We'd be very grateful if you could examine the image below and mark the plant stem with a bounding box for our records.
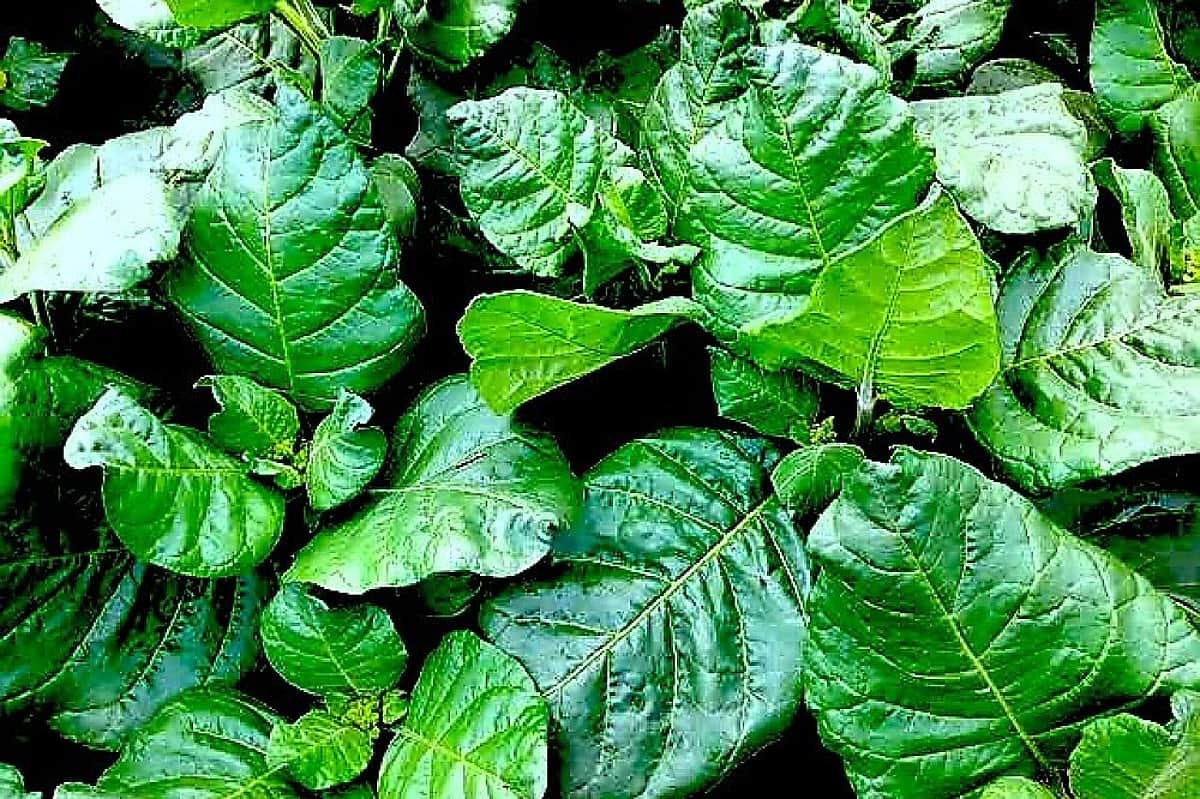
[852,377,875,440]
[273,0,329,56]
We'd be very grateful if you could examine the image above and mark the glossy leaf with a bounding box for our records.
[168,84,425,411]
[708,347,818,442]
[0,764,37,799]
[409,0,522,72]
[804,448,1200,799]
[64,389,285,578]
[968,244,1200,490]
[320,36,380,134]
[910,0,1012,87]
[268,710,375,791]
[483,429,809,799]
[260,584,407,697]
[306,391,387,512]
[979,777,1057,799]
[377,630,548,799]
[0,38,70,112]
[1151,88,1200,220]
[771,443,865,515]
[912,83,1096,234]
[97,0,201,50]
[198,375,299,460]
[286,375,578,594]
[163,0,275,30]
[458,291,702,414]
[746,192,1000,410]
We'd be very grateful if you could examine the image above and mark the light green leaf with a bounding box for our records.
[979,777,1057,799]
[97,0,201,50]
[1091,0,1194,137]
[771,442,865,515]
[168,84,424,411]
[378,631,547,799]
[687,42,933,337]
[1151,87,1200,220]
[912,83,1096,233]
[0,121,46,237]
[483,429,809,799]
[268,710,375,791]
[968,244,1200,490]
[64,389,285,578]
[260,584,407,697]
[408,0,522,72]
[1069,690,1200,799]
[306,390,386,512]
[458,291,701,414]
[1174,212,1200,282]
[910,0,1012,87]
[370,154,420,240]
[68,688,298,798]
[286,375,578,594]
[163,0,275,30]
[0,763,37,799]
[0,173,181,303]
[745,192,1000,410]
[0,38,70,112]
[0,512,263,749]
[448,88,632,276]
[198,375,299,460]
[804,448,1200,799]
[1093,158,1175,272]
[708,347,818,441]
[320,36,380,134]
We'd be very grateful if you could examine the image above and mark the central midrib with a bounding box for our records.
[394,724,517,790]
[261,143,295,391]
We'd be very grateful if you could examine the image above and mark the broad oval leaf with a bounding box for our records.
[409,0,522,72]
[167,84,425,411]
[260,584,407,697]
[378,630,548,799]
[458,291,702,414]
[64,389,285,578]
[286,375,578,594]
[968,244,1200,490]
[804,448,1200,799]
[483,428,809,799]
[0,511,262,749]
[306,390,387,512]
[267,710,375,791]
[746,192,1000,410]
[199,375,299,460]
[771,442,865,515]
[910,0,1012,88]
[912,83,1096,234]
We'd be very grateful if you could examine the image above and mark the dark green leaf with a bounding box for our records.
[198,375,300,460]
[0,38,70,112]
[708,347,818,441]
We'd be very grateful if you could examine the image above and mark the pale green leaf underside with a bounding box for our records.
[306,391,386,512]
[1152,88,1200,220]
[1093,158,1175,272]
[979,777,1056,799]
[805,448,1200,799]
[911,0,1012,87]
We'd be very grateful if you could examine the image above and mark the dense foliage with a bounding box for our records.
[2,0,1200,797]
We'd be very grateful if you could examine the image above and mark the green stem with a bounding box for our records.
[273,0,328,56]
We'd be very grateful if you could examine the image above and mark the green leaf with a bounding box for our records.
[69,688,298,798]
[458,291,702,414]
[687,41,933,337]
[979,777,1057,799]
[0,173,181,303]
[0,511,263,749]
[320,36,381,134]
[806,448,1200,799]
[198,375,300,460]
[0,764,37,799]
[745,191,1000,410]
[448,88,633,276]
[0,38,70,112]
[97,0,202,50]
[1151,87,1200,220]
[1069,690,1200,798]
[378,631,548,799]
[968,244,1200,490]
[909,0,1012,88]
[640,0,751,229]
[0,121,46,237]
[482,429,809,799]
[307,391,387,512]
[260,584,407,697]
[64,389,285,578]
[771,442,865,515]
[1091,0,1194,137]
[163,0,276,30]
[268,710,375,791]
[370,154,420,240]
[167,84,425,411]
[1093,158,1175,272]
[286,375,578,594]
[911,83,1096,234]
[408,0,522,72]
[708,347,818,441]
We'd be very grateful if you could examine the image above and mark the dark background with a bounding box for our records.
[0,0,1098,796]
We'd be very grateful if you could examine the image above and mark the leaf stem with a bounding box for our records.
[852,376,875,440]
[273,0,329,56]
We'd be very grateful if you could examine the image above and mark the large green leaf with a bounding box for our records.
[64,389,285,578]
[771,442,865,515]
[448,88,632,276]
[458,291,702,414]
[306,390,387,512]
[286,375,578,594]
[60,688,298,798]
[267,710,375,791]
[1068,690,1200,798]
[909,0,1012,88]
[377,630,548,799]
[408,0,522,72]
[640,0,751,229]
[163,0,275,30]
[968,244,1200,490]
[1091,0,1194,137]
[687,41,933,337]
[260,584,407,697]
[97,0,201,50]
[708,347,818,442]
[167,84,424,411]
[482,428,809,799]
[745,192,1000,410]
[1151,87,1200,220]
[0,512,262,749]
[911,83,1096,234]
[804,448,1200,799]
